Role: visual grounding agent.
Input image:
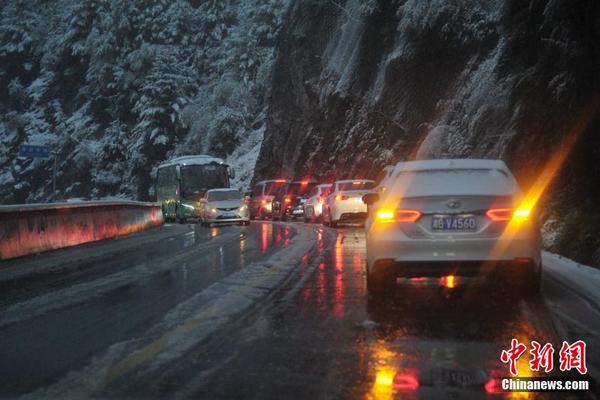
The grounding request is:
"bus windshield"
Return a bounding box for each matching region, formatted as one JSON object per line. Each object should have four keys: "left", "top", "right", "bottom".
{"left": 181, "top": 164, "right": 228, "bottom": 197}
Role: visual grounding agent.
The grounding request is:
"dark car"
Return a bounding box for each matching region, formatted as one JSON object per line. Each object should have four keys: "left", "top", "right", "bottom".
{"left": 248, "top": 179, "right": 290, "bottom": 219}
{"left": 271, "top": 181, "right": 318, "bottom": 221}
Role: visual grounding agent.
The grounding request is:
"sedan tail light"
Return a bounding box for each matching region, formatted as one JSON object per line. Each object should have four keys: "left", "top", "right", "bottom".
{"left": 393, "top": 372, "right": 419, "bottom": 391}
{"left": 486, "top": 208, "right": 531, "bottom": 221}
{"left": 376, "top": 209, "right": 422, "bottom": 223}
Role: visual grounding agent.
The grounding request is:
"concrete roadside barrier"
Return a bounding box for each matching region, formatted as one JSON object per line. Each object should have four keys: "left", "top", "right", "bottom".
{"left": 0, "top": 201, "right": 163, "bottom": 260}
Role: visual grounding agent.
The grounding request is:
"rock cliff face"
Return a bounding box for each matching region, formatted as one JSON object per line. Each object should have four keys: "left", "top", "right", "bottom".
{"left": 255, "top": 0, "right": 600, "bottom": 265}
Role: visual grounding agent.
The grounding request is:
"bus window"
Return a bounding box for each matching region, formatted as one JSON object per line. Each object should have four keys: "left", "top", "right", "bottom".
{"left": 180, "top": 164, "right": 228, "bottom": 198}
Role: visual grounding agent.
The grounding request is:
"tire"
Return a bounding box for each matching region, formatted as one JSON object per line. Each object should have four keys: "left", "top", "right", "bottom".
{"left": 322, "top": 209, "right": 331, "bottom": 226}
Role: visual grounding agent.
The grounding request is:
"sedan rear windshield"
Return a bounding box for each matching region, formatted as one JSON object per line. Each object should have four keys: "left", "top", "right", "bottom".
{"left": 264, "top": 182, "right": 288, "bottom": 195}
{"left": 288, "top": 182, "right": 317, "bottom": 197}
{"left": 390, "top": 169, "right": 514, "bottom": 197}
{"left": 337, "top": 181, "right": 374, "bottom": 191}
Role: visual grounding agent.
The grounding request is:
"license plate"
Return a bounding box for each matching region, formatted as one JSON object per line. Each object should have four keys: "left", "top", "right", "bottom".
{"left": 431, "top": 216, "right": 477, "bottom": 231}
{"left": 222, "top": 212, "right": 236, "bottom": 218}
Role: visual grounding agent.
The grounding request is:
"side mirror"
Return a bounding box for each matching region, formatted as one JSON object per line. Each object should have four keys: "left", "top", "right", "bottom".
{"left": 362, "top": 193, "right": 380, "bottom": 205}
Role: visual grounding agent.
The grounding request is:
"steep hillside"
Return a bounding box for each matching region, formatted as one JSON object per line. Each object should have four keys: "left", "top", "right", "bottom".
{"left": 255, "top": 0, "right": 600, "bottom": 265}
{"left": 0, "top": 0, "right": 288, "bottom": 202}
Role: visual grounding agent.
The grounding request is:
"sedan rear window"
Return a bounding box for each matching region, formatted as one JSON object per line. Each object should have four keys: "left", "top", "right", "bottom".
{"left": 391, "top": 169, "right": 515, "bottom": 197}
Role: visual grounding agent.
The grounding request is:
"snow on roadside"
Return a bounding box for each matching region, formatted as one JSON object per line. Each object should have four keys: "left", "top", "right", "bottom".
{"left": 543, "top": 251, "right": 600, "bottom": 307}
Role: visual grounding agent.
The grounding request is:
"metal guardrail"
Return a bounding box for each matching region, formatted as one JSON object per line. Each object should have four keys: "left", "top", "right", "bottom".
{"left": 0, "top": 200, "right": 164, "bottom": 261}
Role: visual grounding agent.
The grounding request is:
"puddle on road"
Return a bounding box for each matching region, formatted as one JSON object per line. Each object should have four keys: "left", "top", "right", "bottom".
{"left": 289, "top": 227, "right": 570, "bottom": 400}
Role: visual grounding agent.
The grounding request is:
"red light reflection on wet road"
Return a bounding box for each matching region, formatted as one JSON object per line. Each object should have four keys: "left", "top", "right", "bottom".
{"left": 260, "top": 223, "right": 272, "bottom": 254}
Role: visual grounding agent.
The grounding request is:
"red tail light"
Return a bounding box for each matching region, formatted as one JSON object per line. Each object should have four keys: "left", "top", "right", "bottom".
{"left": 335, "top": 194, "right": 349, "bottom": 201}
{"left": 486, "top": 208, "right": 531, "bottom": 222}
{"left": 396, "top": 209, "right": 422, "bottom": 222}
{"left": 486, "top": 208, "right": 512, "bottom": 221}
{"left": 376, "top": 209, "right": 421, "bottom": 223}
{"left": 393, "top": 372, "right": 419, "bottom": 391}
{"left": 284, "top": 197, "right": 291, "bottom": 203}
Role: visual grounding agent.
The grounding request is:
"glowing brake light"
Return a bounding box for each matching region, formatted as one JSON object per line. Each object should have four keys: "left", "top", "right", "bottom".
{"left": 376, "top": 209, "right": 421, "bottom": 223}
{"left": 301, "top": 181, "right": 309, "bottom": 185}
{"left": 393, "top": 372, "right": 419, "bottom": 391}
{"left": 352, "top": 181, "right": 363, "bottom": 185}
{"left": 284, "top": 197, "right": 291, "bottom": 203}
{"left": 513, "top": 208, "right": 531, "bottom": 219}
{"left": 486, "top": 208, "right": 531, "bottom": 221}
{"left": 376, "top": 209, "right": 395, "bottom": 222}
{"left": 335, "top": 194, "right": 349, "bottom": 201}
{"left": 396, "top": 209, "right": 422, "bottom": 222}
{"left": 274, "top": 179, "right": 286, "bottom": 183}
{"left": 261, "top": 199, "right": 269, "bottom": 205}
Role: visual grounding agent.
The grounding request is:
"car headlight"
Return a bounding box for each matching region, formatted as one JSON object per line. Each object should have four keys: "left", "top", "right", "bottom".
{"left": 239, "top": 205, "right": 248, "bottom": 213}
{"left": 210, "top": 208, "right": 217, "bottom": 214}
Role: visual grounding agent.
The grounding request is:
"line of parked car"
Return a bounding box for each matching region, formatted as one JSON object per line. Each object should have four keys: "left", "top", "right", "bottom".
{"left": 245, "top": 178, "right": 376, "bottom": 227}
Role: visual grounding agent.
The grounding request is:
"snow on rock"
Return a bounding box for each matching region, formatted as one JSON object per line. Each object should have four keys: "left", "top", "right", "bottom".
{"left": 0, "top": 0, "right": 290, "bottom": 203}
{"left": 543, "top": 251, "right": 600, "bottom": 308}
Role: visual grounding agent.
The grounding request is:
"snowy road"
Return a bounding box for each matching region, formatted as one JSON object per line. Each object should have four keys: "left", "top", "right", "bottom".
{"left": 0, "top": 222, "right": 598, "bottom": 399}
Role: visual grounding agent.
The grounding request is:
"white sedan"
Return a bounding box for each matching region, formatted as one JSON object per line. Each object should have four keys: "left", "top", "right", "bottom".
{"left": 200, "top": 189, "right": 250, "bottom": 226}
{"left": 323, "top": 179, "right": 375, "bottom": 227}
{"left": 303, "top": 183, "right": 332, "bottom": 222}
{"left": 363, "top": 159, "right": 541, "bottom": 298}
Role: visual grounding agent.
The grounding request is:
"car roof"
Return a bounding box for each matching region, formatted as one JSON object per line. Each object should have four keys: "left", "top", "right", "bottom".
{"left": 335, "top": 179, "right": 375, "bottom": 184}
{"left": 391, "top": 159, "right": 511, "bottom": 174}
{"left": 207, "top": 188, "right": 239, "bottom": 193}
{"left": 255, "top": 179, "right": 289, "bottom": 185}
{"left": 158, "top": 155, "right": 225, "bottom": 168}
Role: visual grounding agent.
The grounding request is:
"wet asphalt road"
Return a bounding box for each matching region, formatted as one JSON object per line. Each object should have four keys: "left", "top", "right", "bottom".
{"left": 0, "top": 222, "right": 598, "bottom": 399}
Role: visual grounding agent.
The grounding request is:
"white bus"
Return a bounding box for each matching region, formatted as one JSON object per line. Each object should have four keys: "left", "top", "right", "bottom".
{"left": 156, "top": 155, "right": 235, "bottom": 222}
